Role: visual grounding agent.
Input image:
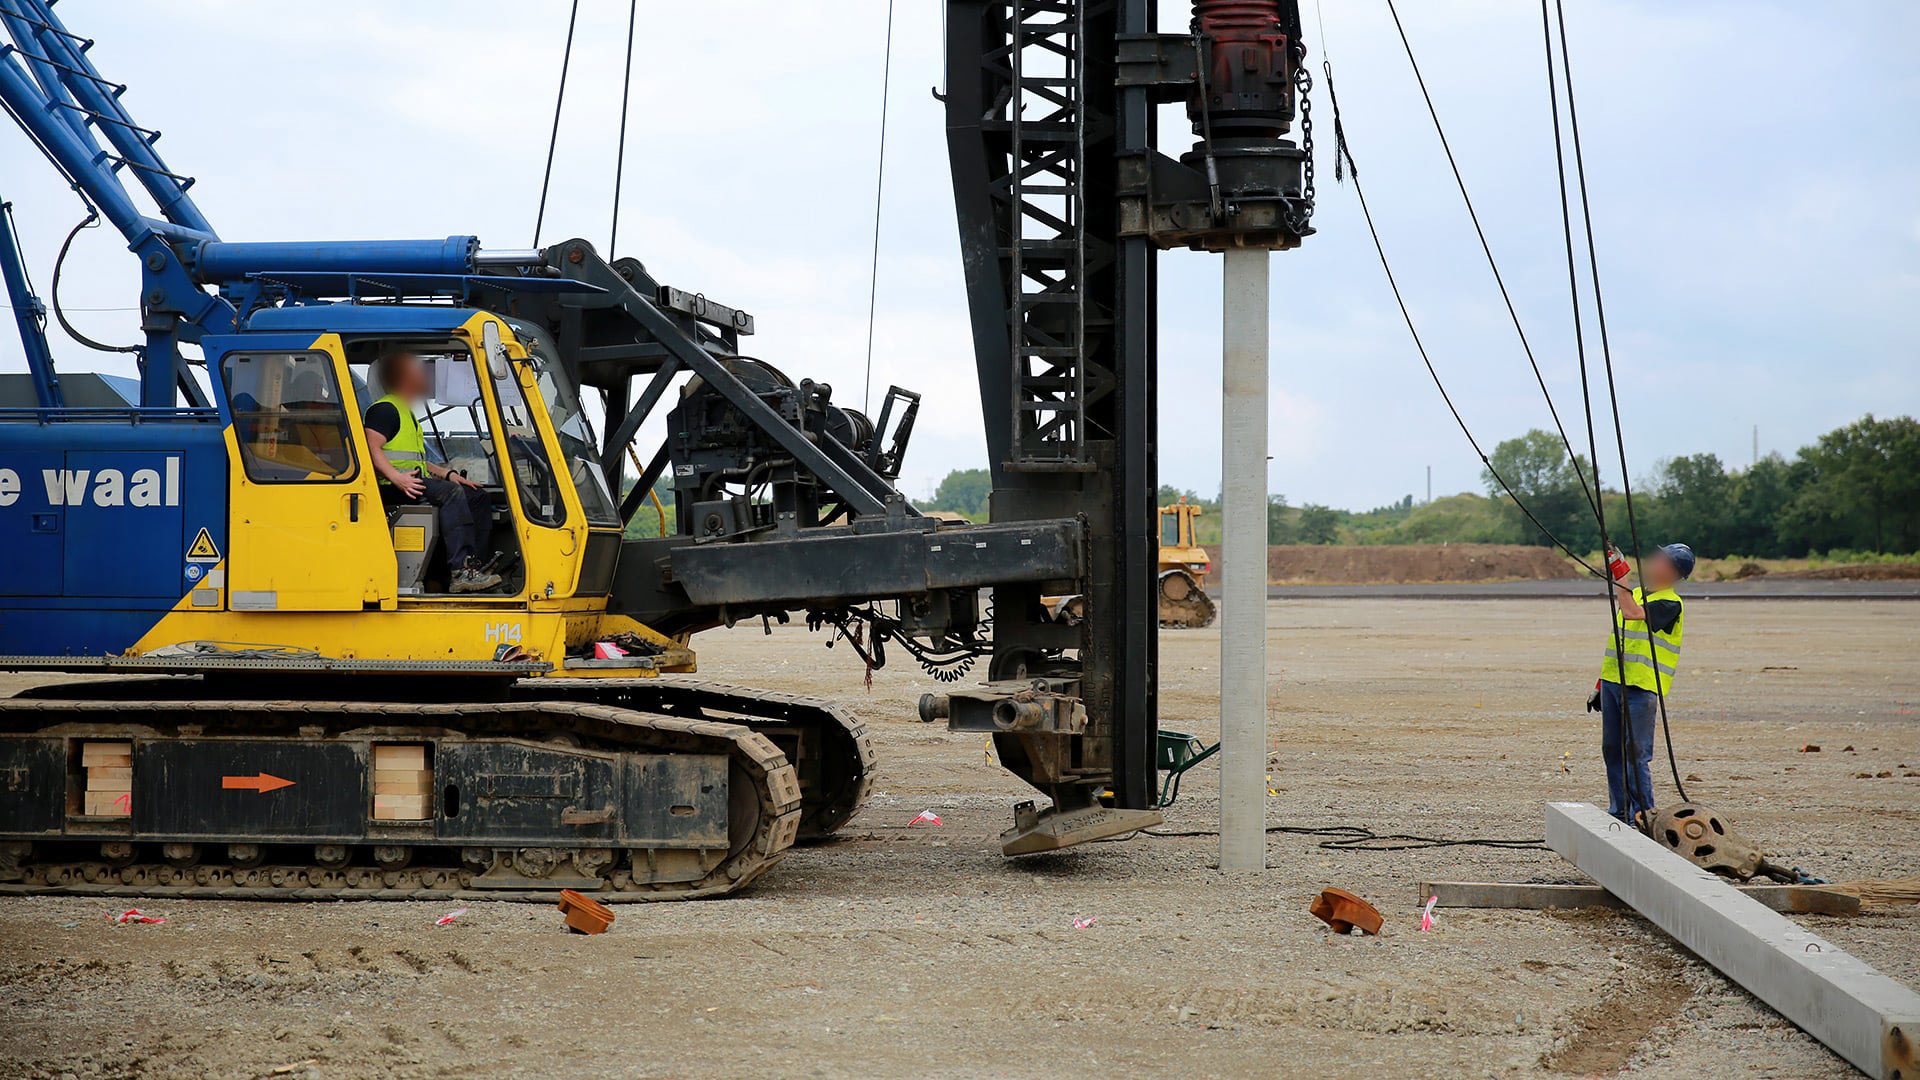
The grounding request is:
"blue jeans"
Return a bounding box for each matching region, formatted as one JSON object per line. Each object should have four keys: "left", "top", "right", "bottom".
{"left": 1600, "top": 681, "right": 1657, "bottom": 822}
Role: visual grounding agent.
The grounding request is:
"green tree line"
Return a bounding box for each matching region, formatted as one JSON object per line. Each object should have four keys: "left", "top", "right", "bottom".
{"left": 918, "top": 415, "right": 1920, "bottom": 557}
{"left": 1479, "top": 415, "right": 1920, "bottom": 557}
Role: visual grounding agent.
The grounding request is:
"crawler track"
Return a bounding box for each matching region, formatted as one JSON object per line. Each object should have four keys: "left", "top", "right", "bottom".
{"left": 514, "top": 679, "right": 875, "bottom": 840}
{"left": 1157, "top": 570, "right": 1217, "bottom": 629}
{"left": 0, "top": 698, "right": 802, "bottom": 902}
{"left": 18, "top": 676, "right": 875, "bottom": 841}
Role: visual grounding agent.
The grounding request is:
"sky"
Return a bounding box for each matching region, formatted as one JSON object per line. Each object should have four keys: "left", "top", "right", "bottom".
{"left": 2, "top": 1, "right": 1915, "bottom": 510}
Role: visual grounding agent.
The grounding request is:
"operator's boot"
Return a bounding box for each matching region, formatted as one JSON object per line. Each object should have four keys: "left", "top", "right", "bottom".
{"left": 450, "top": 559, "right": 503, "bottom": 593}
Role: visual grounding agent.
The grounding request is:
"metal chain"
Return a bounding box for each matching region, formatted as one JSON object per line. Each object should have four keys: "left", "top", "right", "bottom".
{"left": 1296, "top": 44, "right": 1314, "bottom": 209}
{"left": 1288, "top": 42, "right": 1316, "bottom": 234}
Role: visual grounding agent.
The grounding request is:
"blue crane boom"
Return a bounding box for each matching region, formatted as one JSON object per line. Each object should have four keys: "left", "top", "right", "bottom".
{"left": 0, "top": 0, "right": 503, "bottom": 409}
{"left": 0, "top": 198, "right": 58, "bottom": 406}
{"left": 0, "top": 0, "right": 224, "bottom": 407}
{"left": 0, "top": 0, "right": 214, "bottom": 237}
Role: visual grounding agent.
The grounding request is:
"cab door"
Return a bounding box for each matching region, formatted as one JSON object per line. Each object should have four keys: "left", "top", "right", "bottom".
{"left": 212, "top": 334, "right": 394, "bottom": 611}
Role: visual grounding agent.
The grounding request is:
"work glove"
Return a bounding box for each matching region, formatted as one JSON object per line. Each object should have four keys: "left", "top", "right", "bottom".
{"left": 1585, "top": 681, "right": 1602, "bottom": 713}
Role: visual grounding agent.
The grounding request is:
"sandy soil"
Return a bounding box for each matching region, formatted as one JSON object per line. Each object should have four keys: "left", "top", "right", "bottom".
{"left": 1, "top": 598, "right": 1915, "bottom": 1079}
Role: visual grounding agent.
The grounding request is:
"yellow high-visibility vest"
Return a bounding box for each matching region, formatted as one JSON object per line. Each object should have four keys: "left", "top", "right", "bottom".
{"left": 1600, "top": 585, "right": 1684, "bottom": 693}
{"left": 371, "top": 393, "right": 427, "bottom": 484}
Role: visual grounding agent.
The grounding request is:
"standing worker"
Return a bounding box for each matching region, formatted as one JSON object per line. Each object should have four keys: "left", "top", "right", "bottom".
{"left": 365, "top": 350, "right": 502, "bottom": 593}
{"left": 1587, "top": 542, "right": 1694, "bottom": 824}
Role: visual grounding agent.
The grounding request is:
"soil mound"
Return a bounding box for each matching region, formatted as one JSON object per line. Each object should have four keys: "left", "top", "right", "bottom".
{"left": 1200, "top": 543, "right": 1585, "bottom": 585}
{"left": 1779, "top": 562, "right": 1920, "bottom": 581}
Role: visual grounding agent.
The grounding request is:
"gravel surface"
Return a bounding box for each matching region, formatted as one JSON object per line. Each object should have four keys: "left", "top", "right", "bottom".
{"left": 1, "top": 598, "right": 1914, "bottom": 1079}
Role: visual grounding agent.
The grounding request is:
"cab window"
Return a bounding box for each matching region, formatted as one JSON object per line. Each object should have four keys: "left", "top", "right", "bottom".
{"left": 1161, "top": 512, "right": 1181, "bottom": 547}
{"left": 222, "top": 351, "right": 357, "bottom": 482}
{"left": 488, "top": 358, "right": 566, "bottom": 527}
{"left": 510, "top": 323, "right": 620, "bottom": 527}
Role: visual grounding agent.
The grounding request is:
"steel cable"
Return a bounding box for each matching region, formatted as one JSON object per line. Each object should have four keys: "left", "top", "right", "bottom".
{"left": 1142, "top": 823, "right": 1545, "bottom": 852}
{"left": 862, "top": 0, "right": 898, "bottom": 415}
{"left": 1382, "top": 0, "right": 1602, "bottom": 524}
{"left": 1529, "top": 0, "right": 1646, "bottom": 816}
{"left": 53, "top": 213, "right": 139, "bottom": 355}
{"left": 1545, "top": 0, "right": 1687, "bottom": 802}
{"left": 1319, "top": 62, "right": 1602, "bottom": 578}
{"left": 609, "top": 0, "right": 637, "bottom": 256}
{"left": 532, "top": 0, "right": 581, "bottom": 247}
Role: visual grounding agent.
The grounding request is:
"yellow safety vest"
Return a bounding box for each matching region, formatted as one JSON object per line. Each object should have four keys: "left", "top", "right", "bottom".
{"left": 371, "top": 393, "right": 428, "bottom": 483}
{"left": 1600, "top": 585, "right": 1684, "bottom": 693}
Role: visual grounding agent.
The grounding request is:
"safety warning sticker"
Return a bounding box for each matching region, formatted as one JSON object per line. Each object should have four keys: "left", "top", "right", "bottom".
{"left": 186, "top": 527, "right": 222, "bottom": 563}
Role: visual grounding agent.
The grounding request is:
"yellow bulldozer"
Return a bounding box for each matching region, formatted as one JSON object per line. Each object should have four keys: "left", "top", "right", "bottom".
{"left": 1048, "top": 499, "right": 1216, "bottom": 629}
{"left": 1156, "top": 500, "right": 1216, "bottom": 629}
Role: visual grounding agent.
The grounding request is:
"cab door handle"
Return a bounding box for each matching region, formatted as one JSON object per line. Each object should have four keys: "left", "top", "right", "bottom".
{"left": 348, "top": 493, "right": 360, "bottom": 523}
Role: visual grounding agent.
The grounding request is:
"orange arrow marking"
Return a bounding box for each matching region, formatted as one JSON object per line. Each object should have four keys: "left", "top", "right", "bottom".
{"left": 222, "top": 772, "right": 295, "bottom": 794}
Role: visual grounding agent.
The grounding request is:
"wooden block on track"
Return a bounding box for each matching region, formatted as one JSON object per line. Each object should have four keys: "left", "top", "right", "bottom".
{"left": 81, "top": 742, "right": 133, "bottom": 766}
{"left": 85, "top": 769, "right": 133, "bottom": 792}
{"left": 372, "top": 744, "right": 428, "bottom": 770}
{"left": 83, "top": 792, "right": 131, "bottom": 816}
{"left": 372, "top": 793, "right": 431, "bottom": 820}
{"left": 373, "top": 775, "right": 434, "bottom": 796}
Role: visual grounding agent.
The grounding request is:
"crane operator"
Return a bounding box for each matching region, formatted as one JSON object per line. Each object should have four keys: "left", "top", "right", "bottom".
{"left": 1587, "top": 542, "right": 1695, "bottom": 824}
{"left": 364, "top": 350, "right": 502, "bottom": 594}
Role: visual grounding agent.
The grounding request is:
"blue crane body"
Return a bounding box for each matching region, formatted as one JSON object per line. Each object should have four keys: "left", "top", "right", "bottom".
{"left": 0, "top": 0, "right": 905, "bottom": 896}
{"left": 0, "top": 0, "right": 1314, "bottom": 898}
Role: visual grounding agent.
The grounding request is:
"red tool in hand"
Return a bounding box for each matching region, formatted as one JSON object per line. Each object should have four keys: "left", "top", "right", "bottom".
{"left": 1605, "top": 545, "right": 1631, "bottom": 582}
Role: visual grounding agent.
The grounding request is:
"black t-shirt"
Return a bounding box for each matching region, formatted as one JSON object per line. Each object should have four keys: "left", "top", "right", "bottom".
{"left": 365, "top": 400, "right": 403, "bottom": 442}
{"left": 1643, "top": 598, "right": 1682, "bottom": 636}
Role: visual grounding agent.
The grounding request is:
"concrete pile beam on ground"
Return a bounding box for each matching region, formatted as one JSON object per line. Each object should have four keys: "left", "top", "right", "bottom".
{"left": 1418, "top": 880, "right": 1863, "bottom": 916}
{"left": 1545, "top": 801, "right": 1920, "bottom": 1080}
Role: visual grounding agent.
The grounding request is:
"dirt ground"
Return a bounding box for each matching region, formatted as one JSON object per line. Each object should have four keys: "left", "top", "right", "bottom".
{"left": 1671, "top": 557, "right": 1920, "bottom": 584}
{"left": 1, "top": 597, "right": 1915, "bottom": 1079}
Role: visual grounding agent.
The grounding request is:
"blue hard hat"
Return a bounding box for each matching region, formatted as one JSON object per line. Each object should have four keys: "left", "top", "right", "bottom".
{"left": 1659, "top": 543, "right": 1696, "bottom": 579}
